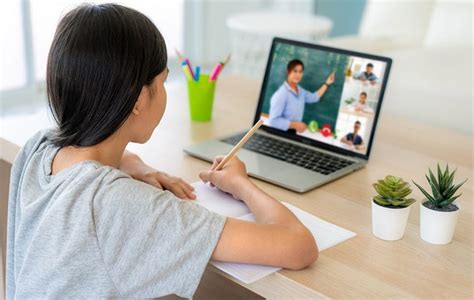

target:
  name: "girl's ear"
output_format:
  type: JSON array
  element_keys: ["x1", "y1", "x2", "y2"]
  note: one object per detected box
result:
[{"x1": 133, "y1": 86, "x2": 149, "y2": 115}]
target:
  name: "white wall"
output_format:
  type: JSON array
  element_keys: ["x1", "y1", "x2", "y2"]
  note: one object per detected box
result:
[
  {"x1": 184, "y1": 0, "x2": 314, "y2": 65},
  {"x1": 424, "y1": 0, "x2": 473, "y2": 47},
  {"x1": 359, "y1": 0, "x2": 436, "y2": 48},
  {"x1": 320, "y1": 0, "x2": 473, "y2": 134}
]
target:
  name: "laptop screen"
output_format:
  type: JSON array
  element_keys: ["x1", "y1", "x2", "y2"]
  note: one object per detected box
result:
[{"x1": 255, "y1": 38, "x2": 391, "y2": 159}]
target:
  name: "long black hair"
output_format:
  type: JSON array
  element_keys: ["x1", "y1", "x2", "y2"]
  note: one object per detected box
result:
[{"x1": 47, "y1": 3, "x2": 167, "y2": 147}]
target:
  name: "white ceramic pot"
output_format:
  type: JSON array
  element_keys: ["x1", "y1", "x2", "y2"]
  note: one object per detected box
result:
[
  {"x1": 420, "y1": 200, "x2": 460, "y2": 245},
  {"x1": 372, "y1": 201, "x2": 411, "y2": 241}
]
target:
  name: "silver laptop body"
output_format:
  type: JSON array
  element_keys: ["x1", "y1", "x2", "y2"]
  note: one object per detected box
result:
[{"x1": 184, "y1": 38, "x2": 392, "y2": 193}]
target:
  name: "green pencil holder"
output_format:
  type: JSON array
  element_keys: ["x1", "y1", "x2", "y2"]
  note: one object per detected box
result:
[{"x1": 186, "y1": 74, "x2": 216, "y2": 122}]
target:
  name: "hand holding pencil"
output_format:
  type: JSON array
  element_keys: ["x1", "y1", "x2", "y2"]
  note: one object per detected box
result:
[
  {"x1": 199, "y1": 120, "x2": 264, "y2": 198},
  {"x1": 199, "y1": 155, "x2": 250, "y2": 198}
]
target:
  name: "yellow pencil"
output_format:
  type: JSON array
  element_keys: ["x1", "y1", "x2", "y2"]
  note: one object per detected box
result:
[{"x1": 181, "y1": 64, "x2": 193, "y2": 81}]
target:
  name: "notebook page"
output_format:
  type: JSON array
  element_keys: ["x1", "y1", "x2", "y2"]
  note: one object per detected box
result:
[
  {"x1": 211, "y1": 213, "x2": 281, "y2": 284},
  {"x1": 192, "y1": 181, "x2": 356, "y2": 283},
  {"x1": 191, "y1": 181, "x2": 250, "y2": 217},
  {"x1": 280, "y1": 202, "x2": 356, "y2": 251}
]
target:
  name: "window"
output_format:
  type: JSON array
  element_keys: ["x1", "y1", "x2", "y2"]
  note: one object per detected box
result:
[
  {"x1": 30, "y1": 0, "x2": 184, "y2": 82},
  {"x1": 1, "y1": 0, "x2": 184, "y2": 93},
  {"x1": 0, "y1": 0, "x2": 27, "y2": 91}
]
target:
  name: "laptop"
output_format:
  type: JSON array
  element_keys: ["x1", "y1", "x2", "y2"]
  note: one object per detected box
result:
[{"x1": 184, "y1": 37, "x2": 392, "y2": 192}]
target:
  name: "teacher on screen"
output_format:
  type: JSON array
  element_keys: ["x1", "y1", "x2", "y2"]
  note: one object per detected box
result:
[{"x1": 268, "y1": 59, "x2": 335, "y2": 133}]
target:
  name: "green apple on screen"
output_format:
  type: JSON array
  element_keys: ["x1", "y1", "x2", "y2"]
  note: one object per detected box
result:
[{"x1": 308, "y1": 120, "x2": 319, "y2": 133}]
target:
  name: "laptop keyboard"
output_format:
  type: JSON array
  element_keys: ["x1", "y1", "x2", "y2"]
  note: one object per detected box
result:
[{"x1": 222, "y1": 133, "x2": 355, "y2": 175}]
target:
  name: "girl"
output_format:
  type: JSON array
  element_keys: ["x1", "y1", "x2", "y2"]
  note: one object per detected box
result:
[{"x1": 7, "y1": 4, "x2": 317, "y2": 299}]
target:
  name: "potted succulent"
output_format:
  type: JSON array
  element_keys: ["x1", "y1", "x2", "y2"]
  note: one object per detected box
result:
[
  {"x1": 413, "y1": 164, "x2": 468, "y2": 245},
  {"x1": 372, "y1": 175, "x2": 416, "y2": 241}
]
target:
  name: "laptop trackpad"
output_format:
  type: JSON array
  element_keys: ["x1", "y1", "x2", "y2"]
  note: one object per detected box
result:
[{"x1": 237, "y1": 148, "x2": 326, "y2": 191}]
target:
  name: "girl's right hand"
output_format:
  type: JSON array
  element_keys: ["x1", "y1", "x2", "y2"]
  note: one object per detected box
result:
[{"x1": 199, "y1": 155, "x2": 251, "y2": 199}]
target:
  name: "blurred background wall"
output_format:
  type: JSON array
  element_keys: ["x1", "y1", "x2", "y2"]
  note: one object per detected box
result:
[{"x1": 1, "y1": 0, "x2": 472, "y2": 134}]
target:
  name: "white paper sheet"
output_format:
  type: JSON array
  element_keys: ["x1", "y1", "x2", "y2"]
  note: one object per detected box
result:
[
  {"x1": 280, "y1": 202, "x2": 357, "y2": 251},
  {"x1": 192, "y1": 181, "x2": 357, "y2": 284},
  {"x1": 192, "y1": 182, "x2": 250, "y2": 217},
  {"x1": 211, "y1": 213, "x2": 281, "y2": 284}
]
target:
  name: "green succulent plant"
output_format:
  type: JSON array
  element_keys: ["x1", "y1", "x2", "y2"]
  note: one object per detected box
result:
[
  {"x1": 373, "y1": 175, "x2": 416, "y2": 207},
  {"x1": 413, "y1": 164, "x2": 468, "y2": 209}
]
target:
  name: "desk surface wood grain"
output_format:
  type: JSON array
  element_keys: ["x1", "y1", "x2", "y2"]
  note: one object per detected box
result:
[{"x1": 1, "y1": 76, "x2": 472, "y2": 299}]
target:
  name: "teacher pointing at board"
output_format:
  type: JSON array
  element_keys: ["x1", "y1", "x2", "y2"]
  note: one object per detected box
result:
[{"x1": 268, "y1": 59, "x2": 335, "y2": 133}]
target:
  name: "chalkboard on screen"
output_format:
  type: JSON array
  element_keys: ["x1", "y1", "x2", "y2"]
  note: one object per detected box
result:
[{"x1": 261, "y1": 42, "x2": 349, "y2": 131}]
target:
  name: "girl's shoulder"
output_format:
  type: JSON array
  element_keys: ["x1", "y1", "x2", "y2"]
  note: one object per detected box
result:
[
  {"x1": 12, "y1": 128, "x2": 57, "y2": 181},
  {"x1": 90, "y1": 164, "x2": 171, "y2": 205},
  {"x1": 17, "y1": 128, "x2": 56, "y2": 159}
]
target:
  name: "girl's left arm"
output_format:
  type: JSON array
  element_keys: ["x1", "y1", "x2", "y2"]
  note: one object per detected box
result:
[{"x1": 119, "y1": 150, "x2": 196, "y2": 200}]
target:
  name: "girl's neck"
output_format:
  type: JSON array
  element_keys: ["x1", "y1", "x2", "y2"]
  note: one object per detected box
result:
[{"x1": 51, "y1": 130, "x2": 128, "y2": 175}]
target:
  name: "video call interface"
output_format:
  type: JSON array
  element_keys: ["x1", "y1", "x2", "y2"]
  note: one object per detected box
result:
[{"x1": 260, "y1": 42, "x2": 388, "y2": 155}]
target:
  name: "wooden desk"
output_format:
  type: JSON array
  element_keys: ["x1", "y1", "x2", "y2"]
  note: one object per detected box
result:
[{"x1": 1, "y1": 76, "x2": 472, "y2": 299}]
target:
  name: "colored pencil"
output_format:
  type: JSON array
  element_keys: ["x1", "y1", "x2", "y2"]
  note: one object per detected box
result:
[
  {"x1": 194, "y1": 66, "x2": 200, "y2": 81},
  {"x1": 184, "y1": 58, "x2": 195, "y2": 79},
  {"x1": 210, "y1": 64, "x2": 223, "y2": 81},
  {"x1": 221, "y1": 53, "x2": 231, "y2": 66},
  {"x1": 181, "y1": 63, "x2": 193, "y2": 81},
  {"x1": 175, "y1": 48, "x2": 184, "y2": 62},
  {"x1": 209, "y1": 53, "x2": 231, "y2": 81}
]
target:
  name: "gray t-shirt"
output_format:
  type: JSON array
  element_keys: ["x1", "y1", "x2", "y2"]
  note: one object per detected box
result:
[{"x1": 6, "y1": 129, "x2": 226, "y2": 299}]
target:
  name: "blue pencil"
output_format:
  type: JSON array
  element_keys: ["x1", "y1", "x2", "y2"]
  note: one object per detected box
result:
[{"x1": 194, "y1": 66, "x2": 200, "y2": 81}]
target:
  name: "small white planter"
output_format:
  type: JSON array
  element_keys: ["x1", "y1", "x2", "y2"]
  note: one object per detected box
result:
[
  {"x1": 420, "y1": 201, "x2": 460, "y2": 245},
  {"x1": 372, "y1": 201, "x2": 411, "y2": 241}
]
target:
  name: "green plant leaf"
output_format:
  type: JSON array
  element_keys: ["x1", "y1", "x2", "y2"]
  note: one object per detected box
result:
[
  {"x1": 413, "y1": 180, "x2": 435, "y2": 203},
  {"x1": 426, "y1": 174, "x2": 442, "y2": 201},
  {"x1": 428, "y1": 168, "x2": 439, "y2": 188},
  {"x1": 388, "y1": 199, "x2": 406, "y2": 206},
  {"x1": 443, "y1": 178, "x2": 468, "y2": 199},
  {"x1": 393, "y1": 186, "x2": 412, "y2": 199},
  {"x1": 438, "y1": 165, "x2": 446, "y2": 191},
  {"x1": 403, "y1": 198, "x2": 416, "y2": 207},
  {"x1": 443, "y1": 164, "x2": 450, "y2": 189},
  {"x1": 396, "y1": 180, "x2": 409, "y2": 189},
  {"x1": 445, "y1": 168, "x2": 457, "y2": 192},
  {"x1": 375, "y1": 182, "x2": 399, "y2": 199},
  {"x1": 374, "y1": 176, "x2": 414, "y2": 206},
  {"x1": 375, "y1": 180, "x2": 390, "y2": 189},
  {"x1": 373, "y1": 183, "x2": 390, "y2": 197},
  {"x1": 438, "y1": 194, "x2": 461, "y2": 208},
  {"x1": 437, "y1": 163, "x2": 443, "y2": 189},
  {"x1": 373, "y1": 195, "x2": 390, "y2": 206}
]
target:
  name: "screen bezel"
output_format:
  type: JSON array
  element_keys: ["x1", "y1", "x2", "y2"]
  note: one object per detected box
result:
[{"x1": 252, "y1": 37, "x2": 392, "y2": 160}]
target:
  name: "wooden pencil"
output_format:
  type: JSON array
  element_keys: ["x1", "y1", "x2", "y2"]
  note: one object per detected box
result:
[{"x1": 214, "y1": 119, "x2": 264, "y2": 171}]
